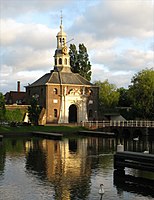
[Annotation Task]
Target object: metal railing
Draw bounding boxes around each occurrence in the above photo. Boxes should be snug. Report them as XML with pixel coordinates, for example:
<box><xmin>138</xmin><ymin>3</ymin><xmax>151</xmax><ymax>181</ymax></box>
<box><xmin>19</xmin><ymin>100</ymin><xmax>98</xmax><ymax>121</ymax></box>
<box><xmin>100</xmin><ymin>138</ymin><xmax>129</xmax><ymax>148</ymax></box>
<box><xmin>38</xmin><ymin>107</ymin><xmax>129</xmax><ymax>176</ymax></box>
<box><xmin>82</xmin><ymin>120</ymin><xmax>154</xmax><ymax>129</ymax></box>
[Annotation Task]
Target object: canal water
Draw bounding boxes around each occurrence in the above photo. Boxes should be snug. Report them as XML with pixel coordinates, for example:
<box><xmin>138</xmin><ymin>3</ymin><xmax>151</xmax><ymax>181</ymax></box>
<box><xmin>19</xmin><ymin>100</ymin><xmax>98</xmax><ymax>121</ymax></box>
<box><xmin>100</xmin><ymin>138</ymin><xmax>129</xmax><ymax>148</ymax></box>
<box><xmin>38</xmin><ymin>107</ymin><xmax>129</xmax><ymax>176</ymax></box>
<box><xmin>0</xmin><ymin>135</ymin><xmax>154</xmax><ymax>200</ymax></box>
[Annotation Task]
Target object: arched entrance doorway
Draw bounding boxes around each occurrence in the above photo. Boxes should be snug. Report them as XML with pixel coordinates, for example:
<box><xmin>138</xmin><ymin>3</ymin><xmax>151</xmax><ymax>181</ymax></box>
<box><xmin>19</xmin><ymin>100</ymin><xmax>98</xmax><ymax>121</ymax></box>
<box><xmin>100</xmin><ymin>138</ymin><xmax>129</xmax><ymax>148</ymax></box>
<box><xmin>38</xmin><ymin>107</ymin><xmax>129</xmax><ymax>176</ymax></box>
<box><xmin>69</xmin><ymin>104</ymin><xmax>77</xmax><ymax>123</ymax></box>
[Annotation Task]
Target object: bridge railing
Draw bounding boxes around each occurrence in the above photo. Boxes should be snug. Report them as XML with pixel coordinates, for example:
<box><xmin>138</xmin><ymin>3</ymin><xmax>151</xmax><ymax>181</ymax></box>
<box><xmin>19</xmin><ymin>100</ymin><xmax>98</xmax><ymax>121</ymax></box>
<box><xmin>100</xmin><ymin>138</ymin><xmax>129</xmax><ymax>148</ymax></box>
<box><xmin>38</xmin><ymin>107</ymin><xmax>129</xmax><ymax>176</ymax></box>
<box><xmin>82</xmin><ymin>120</ymin><xmax>154</xmax><ymax>129</ymax></box>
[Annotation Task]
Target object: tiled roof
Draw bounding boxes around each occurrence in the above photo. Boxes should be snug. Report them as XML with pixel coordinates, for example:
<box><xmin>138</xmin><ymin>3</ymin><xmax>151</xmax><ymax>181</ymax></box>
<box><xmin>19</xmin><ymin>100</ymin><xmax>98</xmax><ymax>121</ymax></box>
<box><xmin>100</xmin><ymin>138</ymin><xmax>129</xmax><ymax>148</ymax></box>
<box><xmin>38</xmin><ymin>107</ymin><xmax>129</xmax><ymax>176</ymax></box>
<box><xmin>49</xmin><ymin>72</ymin><xmax>92</xmax><ymax>85</ymax></box>
<box><xmin>27</xmin><ymin>73</ymin><xmax>52</xmax><ymax>87</ymax></box>
<box><xmin>27</xmin><ymin>71</ymin><xmax>92</xmax><ymax>87</ymax></box>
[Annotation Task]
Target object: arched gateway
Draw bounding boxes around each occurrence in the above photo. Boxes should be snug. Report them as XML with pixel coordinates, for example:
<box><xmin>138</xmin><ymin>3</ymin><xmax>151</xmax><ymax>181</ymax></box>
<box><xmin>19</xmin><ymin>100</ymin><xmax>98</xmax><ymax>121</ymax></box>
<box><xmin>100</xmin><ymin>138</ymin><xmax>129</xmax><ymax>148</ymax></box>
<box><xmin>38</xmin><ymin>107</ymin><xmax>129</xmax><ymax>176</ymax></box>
<box><xmin>69</xmin><ymin>104</ymin><xmax>77</xmax><ymax>123</ymax></box>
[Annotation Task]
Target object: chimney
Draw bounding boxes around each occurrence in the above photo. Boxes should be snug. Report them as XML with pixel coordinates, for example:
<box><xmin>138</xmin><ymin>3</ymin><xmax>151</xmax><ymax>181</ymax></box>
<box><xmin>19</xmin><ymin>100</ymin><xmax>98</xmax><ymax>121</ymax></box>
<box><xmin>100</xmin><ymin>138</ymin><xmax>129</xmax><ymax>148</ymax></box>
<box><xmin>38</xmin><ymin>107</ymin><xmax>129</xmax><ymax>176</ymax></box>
<box><xmin>17</xmin><ymin>81</ymin><xmax>20</xmax><ymax>92</ymax></box>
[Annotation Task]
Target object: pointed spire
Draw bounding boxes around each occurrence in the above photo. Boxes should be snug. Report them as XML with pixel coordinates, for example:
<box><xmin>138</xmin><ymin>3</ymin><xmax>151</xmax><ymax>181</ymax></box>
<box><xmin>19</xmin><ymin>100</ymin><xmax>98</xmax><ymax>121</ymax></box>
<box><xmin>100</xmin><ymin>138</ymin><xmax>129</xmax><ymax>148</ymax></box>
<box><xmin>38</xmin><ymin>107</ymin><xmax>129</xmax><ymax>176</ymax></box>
<box><xmin>60</xmin><ymin>10</ymin><xmax>63</xmax><ymax>31</ymax></box>
<box><xmin>60</xmin><ymin>10</ymin><xmax>63</xmax><ymax>26</ymax></box>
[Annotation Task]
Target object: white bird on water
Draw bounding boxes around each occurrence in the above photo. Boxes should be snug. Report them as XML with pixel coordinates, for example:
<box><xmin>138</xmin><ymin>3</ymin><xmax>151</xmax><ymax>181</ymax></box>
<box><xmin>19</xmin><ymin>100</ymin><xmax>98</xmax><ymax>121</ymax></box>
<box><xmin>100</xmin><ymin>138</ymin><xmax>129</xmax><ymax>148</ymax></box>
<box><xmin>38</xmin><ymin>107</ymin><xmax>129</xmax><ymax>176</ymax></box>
<box><xmin>143</xmin><ymin>150</ymin><xmax>149</xmax><ymax>154</ymax></box>
<box><xmin>133</xmin><ymin>136</ymin><xmax>139</xmax><ymax>141</ymax></box>
<box><xmin>99</xmin><ymin>184</ymin><xmax>104</xmax><ymax>195</ymax></box>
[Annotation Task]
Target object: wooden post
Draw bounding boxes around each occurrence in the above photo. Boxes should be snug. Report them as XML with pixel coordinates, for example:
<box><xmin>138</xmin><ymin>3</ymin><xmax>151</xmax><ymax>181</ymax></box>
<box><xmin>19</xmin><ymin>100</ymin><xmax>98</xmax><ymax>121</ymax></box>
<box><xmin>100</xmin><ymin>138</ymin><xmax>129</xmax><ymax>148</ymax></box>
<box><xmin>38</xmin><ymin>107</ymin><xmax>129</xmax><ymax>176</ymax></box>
<box><xmin>114</xmin><ymin>154</ymin><xmax>125</xmax><ymax>172</ymax></box>
<box><xmin>117</xmin><ymin>144</ymin><xmax>124</xmax><ymax>152</ymax></box>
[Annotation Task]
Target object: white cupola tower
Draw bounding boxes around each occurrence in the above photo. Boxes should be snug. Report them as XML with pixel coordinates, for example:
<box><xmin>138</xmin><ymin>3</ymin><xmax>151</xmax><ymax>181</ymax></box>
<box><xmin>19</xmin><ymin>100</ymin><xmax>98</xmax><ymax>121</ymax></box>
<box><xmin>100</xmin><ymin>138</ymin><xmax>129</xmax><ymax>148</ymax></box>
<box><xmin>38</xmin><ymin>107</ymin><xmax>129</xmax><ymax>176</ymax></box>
<box><xmin>54</xmin><ymin>13</ymin><xmax>71</xmax><ymax>72</ymax></box>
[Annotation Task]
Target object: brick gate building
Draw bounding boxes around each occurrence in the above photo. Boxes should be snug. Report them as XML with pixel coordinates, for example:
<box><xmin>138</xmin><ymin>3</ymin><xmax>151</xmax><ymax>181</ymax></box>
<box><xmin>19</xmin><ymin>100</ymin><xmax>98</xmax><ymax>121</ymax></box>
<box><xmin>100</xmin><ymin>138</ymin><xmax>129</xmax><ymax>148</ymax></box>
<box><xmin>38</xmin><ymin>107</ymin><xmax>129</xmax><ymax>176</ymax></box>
<box><xmin>26</xmin><ymin>20</ymin><xmax>98</xmax><ymax>124</ymax></box>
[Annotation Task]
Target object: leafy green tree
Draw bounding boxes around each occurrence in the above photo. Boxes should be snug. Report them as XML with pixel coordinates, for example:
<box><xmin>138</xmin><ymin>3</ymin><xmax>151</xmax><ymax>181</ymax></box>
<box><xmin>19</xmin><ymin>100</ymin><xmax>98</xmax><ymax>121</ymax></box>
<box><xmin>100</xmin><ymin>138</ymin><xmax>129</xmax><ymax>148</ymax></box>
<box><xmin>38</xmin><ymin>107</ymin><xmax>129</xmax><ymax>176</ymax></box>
<box><xmin>69</xmin><ymin>43</ymin><xmax>92</xmax><ymax>81</ymax></box>
<box><xmin>0</xmin><ymin>93</ymin><xmax>6</xmax><ymax>123</ymax></box>
<box><xmin>69</xmin><ymin>44</ymin><xmax>79</xmax><ymax>73</ymax></box>
<box><xmin>128</xmin><ymin>68</ymin><xmax>154</xmax><ymax>119</ymax></box>
<box><xmin>117</xmin><ymin>87</ymin><xmax>131</xmax><ymax>107</ymax></box>
<box><xmin>28</xmin><ymin>97</ymin><xmax>41</xmax><ymax>125</ymax></box>
<box><xmin>94</xmin><ymin>80</ymin><xmax>120</xmax><ymax>111</ymax></box>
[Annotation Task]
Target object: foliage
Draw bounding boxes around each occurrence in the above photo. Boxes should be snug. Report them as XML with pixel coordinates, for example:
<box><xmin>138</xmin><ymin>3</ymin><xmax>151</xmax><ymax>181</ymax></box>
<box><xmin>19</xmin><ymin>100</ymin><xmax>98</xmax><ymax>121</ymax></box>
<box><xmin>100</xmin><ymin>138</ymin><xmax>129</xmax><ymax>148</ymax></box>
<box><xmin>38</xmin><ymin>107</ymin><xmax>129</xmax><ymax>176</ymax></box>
<box><xmin>94</xmin><ymin>80</ymin><xmax>120</xmax><ymax>111</ymax></box>
<box><xmin>69</xmin><ymin>43</ymin><xmax>92</xmax><ymax>81</ymax></box>
<box><xmin>5</xmin><ymin>109</ymin><xmax>24</xmax><ymax>122</ymax></box>
<box><xmin>28</xmin><ymin>97</ymin><xmax>41</xmax><ymax>125</ymax></box>
<box><xmin>117</xmin><ymin>87</ymin><xmax>132</xmax><ymax>107</ymax></box>
<box><xmin>128</xmin><ymin>68</ymin><xmax>154</xmax><ymax>119</ymax></box>
<box><xmin>0</xmin><ymin>93</ymin><xmax>6</xmax><ymax>122</ymax></box>
<box><xmin>69</xmin><ymin>44</ymin><xmax>79</xmax><ymax>73</ymax></box>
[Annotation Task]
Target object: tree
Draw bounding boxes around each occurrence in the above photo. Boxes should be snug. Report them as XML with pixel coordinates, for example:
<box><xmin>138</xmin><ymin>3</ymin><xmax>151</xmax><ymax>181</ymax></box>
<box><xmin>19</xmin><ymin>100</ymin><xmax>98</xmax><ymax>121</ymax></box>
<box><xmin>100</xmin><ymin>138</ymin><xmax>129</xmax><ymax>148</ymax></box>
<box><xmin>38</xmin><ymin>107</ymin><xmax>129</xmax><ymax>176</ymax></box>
<box><xmin>69</xmin><ymin>43</ymin><xmax>92</xmax><ymax>81</ymax></box>
<box><xmin>28</xmin><ymin>97</ymin><xmax>41</xmax><ymax>125</ymax></box>
<box><xmin>0</xmin><ymin>93</ymin><xmax>6</xmax><ymax>123</ymax></box>
<box><xmin>128</xmin><ymin>68</ymin><xmax>154</xmax><ymax>119</ymax></box>
<box><xmin>69</xmin><ymin>44</ymin><xmax>79</xmax><ymax>73</ymax></box>
<box><xmin>94</xmin><ymin>80</ymin><xmax>120</xmax><ymax>110</ymax></box>
<box><xmin>117</xmin><ymin>87</ymin><xmax>131</xmax><ymax>107</ymax></box>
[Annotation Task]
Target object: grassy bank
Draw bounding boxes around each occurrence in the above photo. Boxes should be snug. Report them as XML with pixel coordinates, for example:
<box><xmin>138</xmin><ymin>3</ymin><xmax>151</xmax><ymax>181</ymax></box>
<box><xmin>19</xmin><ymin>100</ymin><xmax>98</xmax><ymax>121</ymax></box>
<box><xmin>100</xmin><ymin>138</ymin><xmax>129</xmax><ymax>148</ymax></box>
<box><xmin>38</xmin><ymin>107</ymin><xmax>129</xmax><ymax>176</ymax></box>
<box><xmin>0</xmin><ymin>125</ymin><xmax>87</xmax><ymax>136</ymax></box>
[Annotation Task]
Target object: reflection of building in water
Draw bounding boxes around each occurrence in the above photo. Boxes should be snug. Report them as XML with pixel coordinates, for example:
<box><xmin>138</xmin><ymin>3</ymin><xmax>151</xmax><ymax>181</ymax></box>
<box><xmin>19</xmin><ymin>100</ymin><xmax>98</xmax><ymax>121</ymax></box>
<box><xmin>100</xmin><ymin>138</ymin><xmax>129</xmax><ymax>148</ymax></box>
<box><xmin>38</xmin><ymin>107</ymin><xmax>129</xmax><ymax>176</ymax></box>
<box><xmin>25</xmin><ymin>137</ymin><xmax>116</xmax><ymax>199</ymax></box>
<box><xmin>25</xmin><ymin>140</ymin><xmax>34</xmax><ymax>154</ymax></box>
<box><xmin>41</xmin><ymin>138</ymin><xmax>90</xmax><ymax>199</ymax></box>
<box><xmin>42</xmin><ymin>137</ymin><xmax>116</xmax><ymax>181</ymax></box>
<box><xmin>42</xmin><ymin>138</ymin><xmax>89</xmax><ymax>180</ymax></box>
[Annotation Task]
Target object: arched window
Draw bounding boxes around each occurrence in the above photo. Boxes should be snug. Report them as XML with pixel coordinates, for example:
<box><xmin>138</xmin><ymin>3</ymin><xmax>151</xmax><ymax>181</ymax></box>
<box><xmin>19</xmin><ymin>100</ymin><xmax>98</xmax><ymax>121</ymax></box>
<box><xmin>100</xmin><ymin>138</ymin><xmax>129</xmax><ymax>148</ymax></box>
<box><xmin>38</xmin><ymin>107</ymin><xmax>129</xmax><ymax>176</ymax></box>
<box><xmin>63</xmin><ymin>38</ymin><xmax>65</xmax><ymax>45</ymax></box>
<box><xmin>64</xmin><ymin>58</ymin><xmax>67</xmax><ymax>65</ymax></box>
<box><xmin>53</xmin><ymin>88</ymin><xmax>58</xmax><ymax>94</ymax></box>
<box><xmin>89</xmin><ymin>89</ymin><xmax>93</xmax><ymax>96</ymax></box>
<box><xmin>55</xmin><ymin>58</ymin><xmax>57</xmax><ymax>65</ymax></box>
<box><xmin>59</xmin><ymin>58</ymin><xmax>62</xmax><ymax>65</ymax></box>
<box><xmin>54</xmin><ymin>109</ymin><xmax>57</xmax><ymax>118</ymax></box>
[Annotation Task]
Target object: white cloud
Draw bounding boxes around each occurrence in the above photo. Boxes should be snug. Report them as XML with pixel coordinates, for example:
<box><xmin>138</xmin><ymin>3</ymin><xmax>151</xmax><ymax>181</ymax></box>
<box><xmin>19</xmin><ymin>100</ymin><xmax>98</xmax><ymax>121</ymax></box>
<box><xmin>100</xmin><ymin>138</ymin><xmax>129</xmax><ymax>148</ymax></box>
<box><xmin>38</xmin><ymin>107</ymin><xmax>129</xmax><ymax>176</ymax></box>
<box><xmin>1</xmin><ymin>19</ymin><xmax>56</xmax><ymax>49</ymax></box>
<box><xmin>91</xmin><ymin>64</ymin><xmax>133</xmax><ymax>88</ymax></box>
<box><xmin>1</xmin><ymin>0</ymin><xmax>72</xmax><ymax>17</ymax></box>
<box><xmin>70</xmin><ymin>0</ymin><xmax>153</xmax><ymax>39</ymax></box>
<box><xmin>0</xmin><ymin>0</ymin><xmax>153</xmax><ymax>94</ymax></box>
<box><xmin>0</xmin><ymin>19</ymin><xmax>56</xmax><ymax>80</ymax></box>
<box><xmin>2</xmin><ymin>47</ymin><xmax>51</xmax><ymax>71</ymax></box>
<box><xmin>91</xmin><ymin>48</ymin><xmax>153</xmax><ymax>72</ymax></box>
<box><xmin>68</xmin><ymin>0</ymin><xmax>153</xmax><ymax>82</ymax></box>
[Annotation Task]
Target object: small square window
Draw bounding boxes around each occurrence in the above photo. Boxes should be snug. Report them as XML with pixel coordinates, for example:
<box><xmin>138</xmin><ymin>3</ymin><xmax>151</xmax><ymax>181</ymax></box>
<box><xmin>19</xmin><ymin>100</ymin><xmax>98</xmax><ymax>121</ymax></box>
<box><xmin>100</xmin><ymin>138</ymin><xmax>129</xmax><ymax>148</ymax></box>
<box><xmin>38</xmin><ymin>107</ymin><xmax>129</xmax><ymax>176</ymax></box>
<box><xmin>53</xmin><ymin>99</ymin><xmax>58</xmax><ymax>103</ymax></box>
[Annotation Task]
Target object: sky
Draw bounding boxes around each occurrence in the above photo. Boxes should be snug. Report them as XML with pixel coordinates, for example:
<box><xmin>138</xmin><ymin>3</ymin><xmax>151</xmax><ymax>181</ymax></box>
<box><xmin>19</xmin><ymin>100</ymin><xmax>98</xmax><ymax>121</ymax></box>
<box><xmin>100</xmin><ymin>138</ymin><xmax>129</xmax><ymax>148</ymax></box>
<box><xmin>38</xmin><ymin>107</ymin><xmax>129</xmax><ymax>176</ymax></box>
<box><xmin>0</xmin><ymin>0</ymin><xmax>154</xmax><ymax>94</ymax></box>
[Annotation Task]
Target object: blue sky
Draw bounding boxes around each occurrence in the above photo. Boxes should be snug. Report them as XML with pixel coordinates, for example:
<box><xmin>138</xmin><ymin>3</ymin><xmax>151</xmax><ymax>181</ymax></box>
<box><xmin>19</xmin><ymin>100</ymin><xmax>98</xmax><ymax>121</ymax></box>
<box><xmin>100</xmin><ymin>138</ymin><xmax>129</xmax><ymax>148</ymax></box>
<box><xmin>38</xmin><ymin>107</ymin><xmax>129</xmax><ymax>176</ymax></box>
<box><xmin>0</xmin><ymin>0</ymin><xmax>153</xmax><ymax>94</ymax></box>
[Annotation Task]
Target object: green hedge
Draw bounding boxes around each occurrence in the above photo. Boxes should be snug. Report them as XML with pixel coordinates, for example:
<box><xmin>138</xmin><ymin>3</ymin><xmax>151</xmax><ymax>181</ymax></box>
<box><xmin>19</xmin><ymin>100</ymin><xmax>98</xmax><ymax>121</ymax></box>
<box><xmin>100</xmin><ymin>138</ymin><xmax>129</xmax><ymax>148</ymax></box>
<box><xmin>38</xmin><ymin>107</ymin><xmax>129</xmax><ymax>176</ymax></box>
<box><xmin>5</xmin><ymin>109</ymin><xmax>25</xmax><ymax>122</ymax></box>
